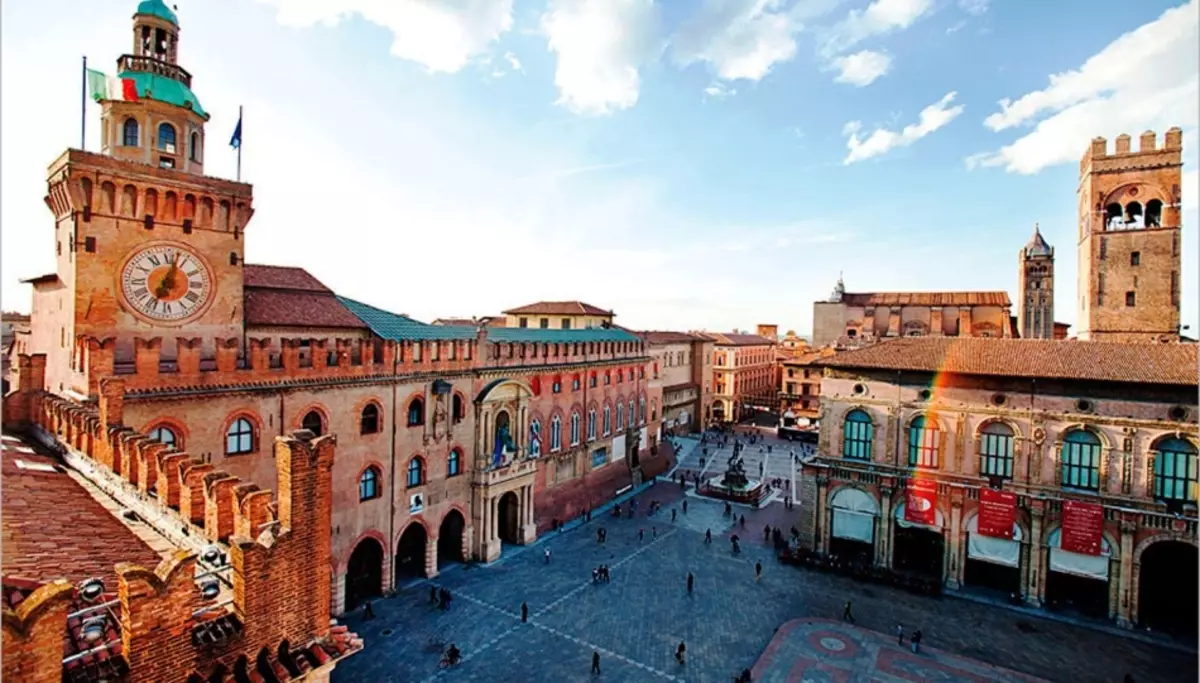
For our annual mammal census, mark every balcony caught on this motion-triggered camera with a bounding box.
[117,54,192,88]
[478,454,539,486]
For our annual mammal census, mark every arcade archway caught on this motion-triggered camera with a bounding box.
[438,509,466,565]
[344,538,383,612]
[1044,528,1112,619]
[1138,540,1198,635]
[892,502,945,580]
[395,523,428,581]
[498,492,520,544]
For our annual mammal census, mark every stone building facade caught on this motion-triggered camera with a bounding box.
[11,2,666,620]
[1077,130,1184,342]
[778,347,836,422]
[641,331,714,435]
[1017,225,1055,339]
[799,337,1198,632]
[502,301,615,330]
[812,277,1013,348]
[704,332,777,424]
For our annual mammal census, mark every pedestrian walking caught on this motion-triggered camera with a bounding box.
[675,641,687,665]
[763,524,771,542]
[682,500,688,514]
[687,572,694,594]
[755,561,763,581]
[842,600,854,623]
[639,528,645,541]
[911,629,922,654]
[545,548,552,564]
[363,601,375,620]
[522,601,529,623]
[705,529,713,543]
[592,650,601,674]
[739,515,746,529]
[653,526,658,538]
[672,508,677,522]
[896,623,904,645]
[430,585,439,605]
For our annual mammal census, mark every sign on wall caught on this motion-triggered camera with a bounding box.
[977,488,1017,539]
[410,493,424,514]
[1061,500,1104,556]
[904,479,938,526]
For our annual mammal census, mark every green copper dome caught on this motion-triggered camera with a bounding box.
[136,0,178,25]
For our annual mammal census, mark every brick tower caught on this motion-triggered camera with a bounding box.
[1076,128,1184,342]
[1017,224,1054,339]
[34,0,253,397]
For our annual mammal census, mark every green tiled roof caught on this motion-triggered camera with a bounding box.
[486,327,642,343]
[119,70,208,119]
[338,296,477,341]
[136,0,178,24]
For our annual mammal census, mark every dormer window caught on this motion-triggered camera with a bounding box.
[123,118,139,147]
[157,122,176,153]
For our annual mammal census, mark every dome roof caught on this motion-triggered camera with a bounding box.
[136,0,178,25]
[1024,224,1052,257]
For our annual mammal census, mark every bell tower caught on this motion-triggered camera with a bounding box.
[1017,224,1054,339]
[32,0,253,398]
[1077,128,1184,342]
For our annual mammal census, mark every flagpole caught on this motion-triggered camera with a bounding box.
[81,56,87,150]
[236,105,243,182]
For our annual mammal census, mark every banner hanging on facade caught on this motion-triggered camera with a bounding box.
[977,488,1017,539]
[904,479,938,526]
[1061,500,1104,556]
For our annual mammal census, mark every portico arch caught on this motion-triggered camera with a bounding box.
[1134,532,1199,634]
[827,486,879,565]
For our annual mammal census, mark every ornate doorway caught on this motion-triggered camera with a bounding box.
[498,491,520,544]
[438,509,466,565]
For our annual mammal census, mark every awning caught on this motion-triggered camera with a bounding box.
[1047,528,1112,580]
[966,514,1024,567]
[894,501,945,530]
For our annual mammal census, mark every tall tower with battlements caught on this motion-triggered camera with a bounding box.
[1077,128,1183,342]
[1018,224,1054,339]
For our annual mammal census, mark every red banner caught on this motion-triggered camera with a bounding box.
[977,488,1016,539]
[1061,500,1104,556]
[904,479,938,526]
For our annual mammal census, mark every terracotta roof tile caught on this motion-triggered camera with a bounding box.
[244,290,367,329]
[243,264,330,292]
[639,330,708,344]
[841,291,1012,307]
[502,301,613,316]
[819,337,1199,385]
[705,333,777,346]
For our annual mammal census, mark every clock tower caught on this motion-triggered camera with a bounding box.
[37,0,253,397]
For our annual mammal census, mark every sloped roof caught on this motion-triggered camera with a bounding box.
[1024,224,1053,257]
[819,337,1199,385]
[243,264,331,292]
[639,330,708,344]
[704,332,777,346]
[242,265,366,329]
[487,327,641,344]
[840,291,1012,307]
[502,301,613,316]
[338,297,478,341]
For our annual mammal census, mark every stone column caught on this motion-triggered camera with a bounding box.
[425,534,439,579]
[815,476,829,553]
[958,308,972,336]
[1116,516,1136,627]
[520,484,537,544]
[863,308,876,336]
[930,307,944,336]
[876,486,893,568]
[1026,500,1045,606]
[947,489,965,589]
[330,570,346,616]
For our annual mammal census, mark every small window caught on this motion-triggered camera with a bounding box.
[452,394,464,424]
[852,383,866,396]
[226,417,255,455]
[1126,291,1136,307]
[359,467,380,501]
[122,118,139,147]
[361,404,380,434]
[148,425,177,448]
[552,381,562,394]
[562,318,571,329]
[159,156,175,169]
[540,318,549,328]
[519,317,528,328]
[301,410,324,436]
[590,375,597,388]
[407,397,425,427]
[189,132,200,162]
[157,122,177,153]
[407,457,424,488]
[572,377,581,391]
[448,449,462,477]
[1130,251,1140,266]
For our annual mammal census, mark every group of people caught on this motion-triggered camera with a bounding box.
[430,586,453,611]
[841,601,925,654]
[592,565,612,583]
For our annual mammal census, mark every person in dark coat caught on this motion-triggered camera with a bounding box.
[592,651,601,674]
[687,572,694,594]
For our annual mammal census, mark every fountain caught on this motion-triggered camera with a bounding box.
[699,453,769,507]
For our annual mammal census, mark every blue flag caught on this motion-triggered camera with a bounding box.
[229,115,242,149]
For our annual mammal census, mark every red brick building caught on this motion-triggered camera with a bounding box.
[8,0,666,625]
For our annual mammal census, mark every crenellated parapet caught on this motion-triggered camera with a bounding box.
[5,371,362,682]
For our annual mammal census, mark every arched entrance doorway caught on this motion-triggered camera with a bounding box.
[1044,528,1112,619]
[828,487,878,566]
[438,509,466,566]
[498,492,520,544]
[892,503,945,580]
[395,523,428,582]
[962,515,1023,597]
[344,538,383,612]
[1138,540,1198,635]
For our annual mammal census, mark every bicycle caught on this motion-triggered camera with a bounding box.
[438,654,460,669]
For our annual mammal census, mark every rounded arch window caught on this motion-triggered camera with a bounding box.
[157,122,177,153]
[448,449,463,477]
[1061,429,1102,490]
[842,409,872,461]
[452,393,465,423]
[407,457,425,488]
[359,466,381,501]
[1153,437,1198,503]
[189,132,200,161]
[148,425,177,448]
[225,417,255,455]
[360,403,381,434]
[529,419,543,457]
[407,397,425,427]
[907,415,940,468]
[122,117,140,147]
[549,415,562,452]
[301,410,324,436]
[979,422,1015,479]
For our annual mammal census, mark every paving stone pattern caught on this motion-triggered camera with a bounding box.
[334,487,1196,683]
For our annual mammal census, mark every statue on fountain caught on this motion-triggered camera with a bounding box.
[721,456,750,489]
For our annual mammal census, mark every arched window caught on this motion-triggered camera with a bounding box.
[157,122,177,153]
[301,410,324,436]
[587,409,597,440]
[122,118,139,147]
[359,467,380,501]
[407,457,425,488]
[616,403,625,432]
[407,397,424,427]
[571,411,581,446]
[226,417,254,455]
[638,398,645,424]
[842,409,872,461]
[448,449,462,477]
[1061,429,1102,490]
[361,404,380,434]
[651,399,657,422]
[980,422,1015,479]
[550,415,562,452]
[1153,437,1198,502]
[452,394,464,423]
[148,425,177,448]
[602,405,611,436]
[189,132,200,161]
[529,419,542,457]
[907,415,940,468]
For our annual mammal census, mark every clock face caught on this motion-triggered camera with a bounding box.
[119,243,214,324]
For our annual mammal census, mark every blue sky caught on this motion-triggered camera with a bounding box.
[2,0,1196,335]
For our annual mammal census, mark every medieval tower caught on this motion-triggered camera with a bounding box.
[1017,224,1054,339]
[1076,128,1184,342]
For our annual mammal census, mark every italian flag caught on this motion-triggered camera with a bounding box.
[87,69,138,102]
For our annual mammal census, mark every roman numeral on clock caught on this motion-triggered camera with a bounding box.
[185,291,201,303]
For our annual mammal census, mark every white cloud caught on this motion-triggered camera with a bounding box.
[822,0,934,55]
[540,0,662,116]
[704,81,737,99]
[671,0,808,82]
[958,0,990,15]
[843,91,963,164]
[970,0,1198,174]
[504,51,523,72]
[257,0,514,73]
[831,49,891,86]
